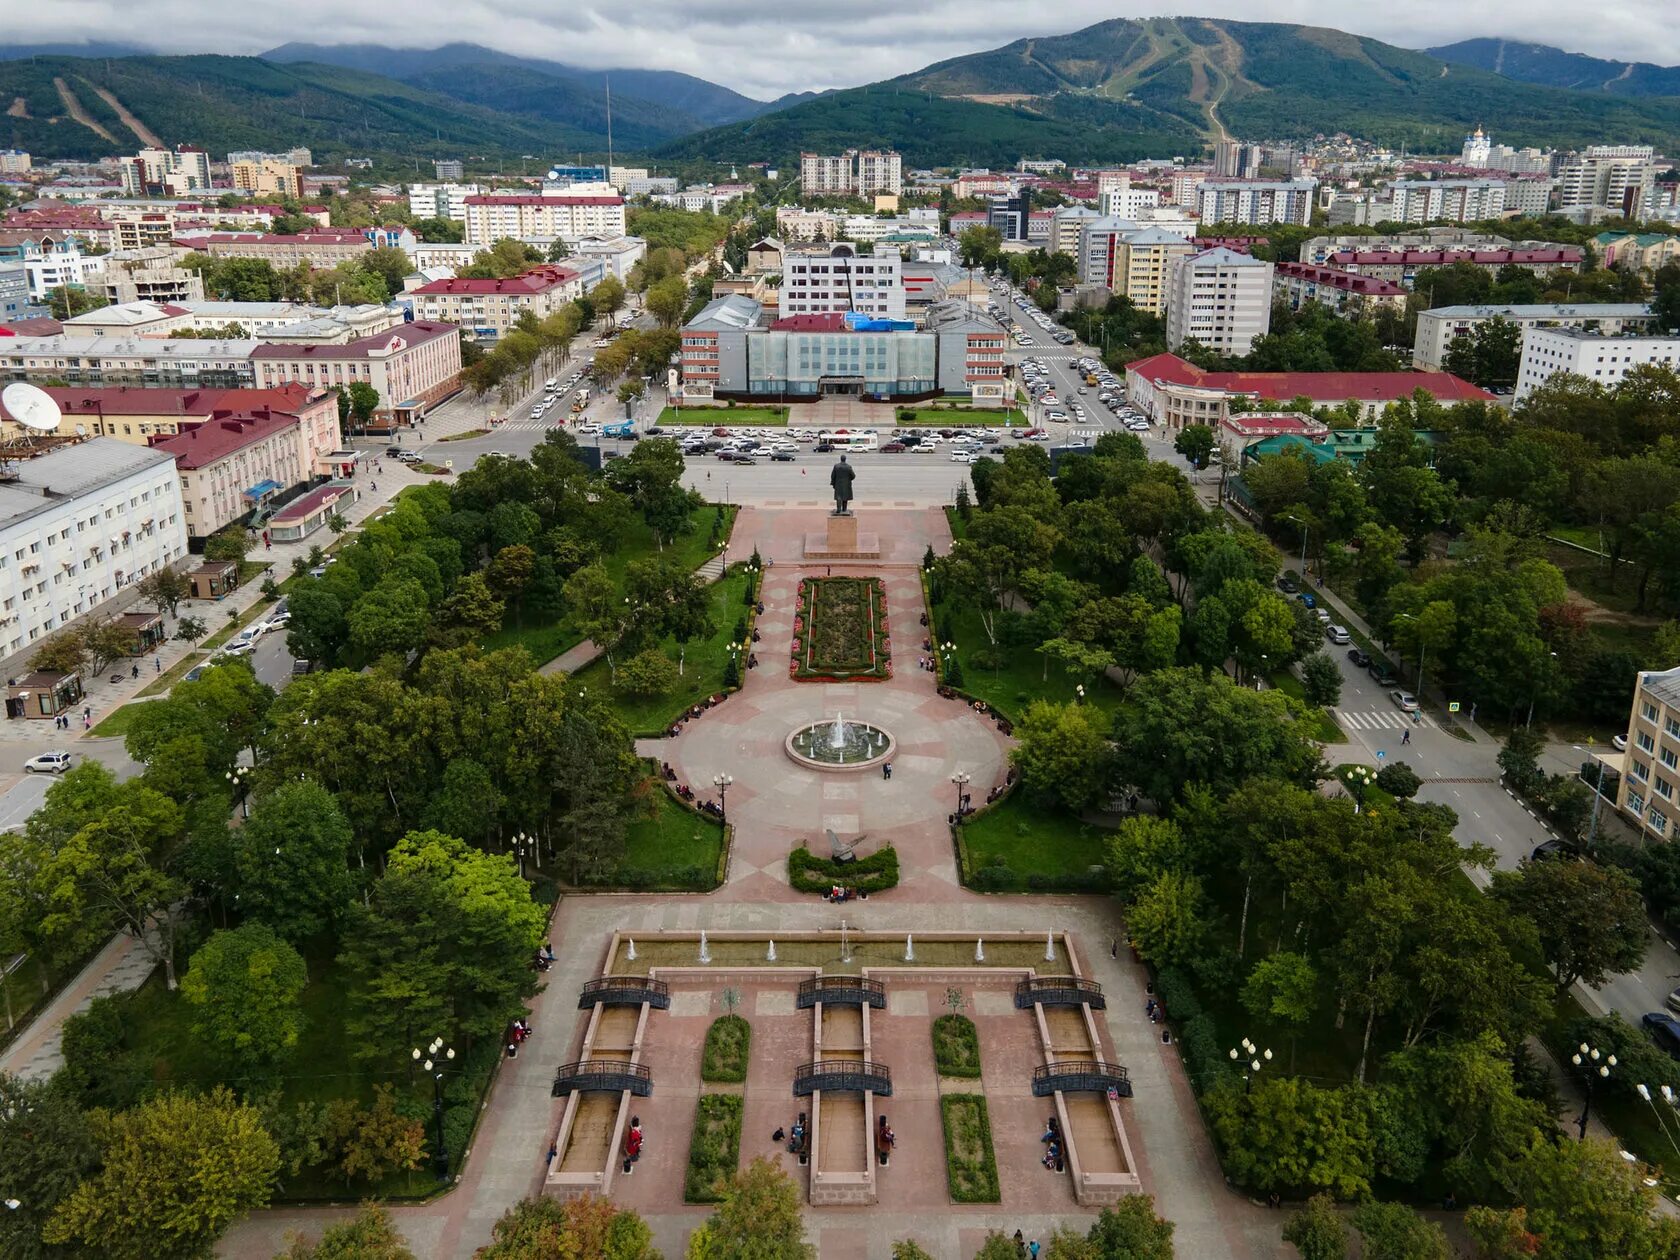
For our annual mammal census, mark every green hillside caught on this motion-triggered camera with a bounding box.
[0,55,603,162]
[1428,38,1680,98]
[663,17,1680,166]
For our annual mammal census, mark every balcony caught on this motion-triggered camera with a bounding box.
[551,1058,652,1098]
[793,1059,893,1097]
[577,975,671,1010]
[1015,976,1106,1011]
[796,975,886,1010]
[1032,1060,1132,1098]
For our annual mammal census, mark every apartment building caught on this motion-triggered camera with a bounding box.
[1326,247,1583,288]
[1382,179,1519,223]
[86,247,206,306]
[1078,219,1195,315]
[1620,667,1680,843]
[118,146,212,196]
[152,406,318,539]
[1272,262,1407,319]
[461,194,626,246]
[1050,207,1100,259]
[0,150,30,175]
[251,321,462,426]
[572,235,647,281]
[15,239,103,301]
[1414,303,1656,371]
[407,183,480,221]
[1514,326,1680,400]
[0,335,258,388]
[231,157,305,199]
[775,208,843,242]
[1596,232,1680,274]
[1165,247,1274,356]
[408,266,584,340]
[195,230,376,268]
[1557,145,1662,217]
[799,150,902,196]
[0,383,334,449]
[0,266,28,321]
[0,439,187,671]
[1098,178,1161,220]
[1196,180,1316,226]
[1297,230,1514,266]
[435,160,465,180]
[781,245,906,322]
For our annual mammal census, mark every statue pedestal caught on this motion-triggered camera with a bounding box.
[803,512,880,561]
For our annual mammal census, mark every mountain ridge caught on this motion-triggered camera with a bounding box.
[1426,38,1680,99]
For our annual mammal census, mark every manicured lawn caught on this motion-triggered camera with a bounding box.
[701,1014,750,1083]
[1548,523,1605,553]
[438,428,491,442]
[940,1094,1000,1202]
[89,698,165,739]
[957,793,1111,891]
[932,1014,982,1078]
[933,597,1125,722]
[660,406,787,427]
[895,407,1026,426]
[684,1094,744,1203]
[571,566,754,735]
[614,787,726,890]
[137,650,208,697]
[1269,670,1347,745]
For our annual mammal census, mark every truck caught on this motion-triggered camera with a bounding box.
[571,388,591,414]
[601,420,637,439]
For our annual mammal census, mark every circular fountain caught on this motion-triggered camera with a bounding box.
[785,712,896,773]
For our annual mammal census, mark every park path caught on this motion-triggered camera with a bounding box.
[0,927,160,1081]
[535,546,730,677]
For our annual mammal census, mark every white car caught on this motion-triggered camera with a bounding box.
[950,451,978,464]
[24,750,72,774]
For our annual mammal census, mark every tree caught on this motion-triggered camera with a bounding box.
[1494,859,1648,997]
[1106,814,1192,901]
[1299,652,1342,708]
[1085,1196,1176,1260]
[1498,726,1546,794]
[1374,762,1422,800]
[1128,869,1208,967]
[203,526,251,565]
[0,1072,101,1260]
[286,586,347,665]
[1174,423,1216,470]
[477,1196,658,1259]
[181,923,308,1069]
[1282,1194,1348,1260]
[1009,701,1110,813]
[958,225,1003,269]
[175,615,207,642]
[564,563,629,681]
[277,1203,416,1260]
[617,648,678,697]
[1351,1201,1450,1260]
[1241,951,1318,1066]
[347,576,431,658]
[77,617,134,677]
[135,564,188,617]
[891,1244,936,1260]
[590,275,627,327]
[645,274,689,328]
[44,1087,280,1260]
[685,1157,813,1260]
[338,830,545,1060]
[347,381,380,431]
[434,572,506,644]
[230,781,355,945]
[28,630,87,676]
[329,1084,425,1185]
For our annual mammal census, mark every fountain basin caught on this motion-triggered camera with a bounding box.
[785,718,896,772]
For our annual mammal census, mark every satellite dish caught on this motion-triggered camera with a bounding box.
[3,383,61,434]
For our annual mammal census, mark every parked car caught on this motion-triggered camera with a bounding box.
[291,660,314,677]
[23,750,72,774]
[770,450,795,462]
[1296,591,1316,609]
[1347,648,1371,668]
[880,442,907,453]
[1277,577,1298,594]
[1644,1012,1680,1059]
[1368,665,1400,688]
[1326,624,1350,645]
[950,451,978,464]
[1613,734,1628,752]
[1390,689,1419,712]
[1666,986,1680,1015]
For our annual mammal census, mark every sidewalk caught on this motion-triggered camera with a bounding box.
[0,926,160,1080]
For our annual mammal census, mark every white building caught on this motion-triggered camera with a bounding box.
[0,334,258,387]
[1515,326,1680,400]
[1166,247,1274,357]
[1051,206,1101,259]
[1382,180,1518,223]
[781,245,906,321]
[1414,303,1657,371]
[0,439,188,662]
[1096,175,1161,220]
[775,207,843,242]
[118,146,212,196]
[23,247,103,301]
[407,183,480,221]
[462,193,627,246]
[1619,666,1680,844]
[840,215,937,244]
[0,150,30,175]
[799,150,902,196]
[1557,145,1663,218]
[1196,179,1316,226]
[572,235,647,282]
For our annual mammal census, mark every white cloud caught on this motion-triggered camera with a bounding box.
[13,1,1680,100]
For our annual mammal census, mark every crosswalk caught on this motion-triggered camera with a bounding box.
[1336,708,1436,732]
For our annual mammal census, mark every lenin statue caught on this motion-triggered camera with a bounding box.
[830,455,855,516]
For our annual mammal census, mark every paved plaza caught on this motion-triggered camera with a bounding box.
[216,502,1287,1260]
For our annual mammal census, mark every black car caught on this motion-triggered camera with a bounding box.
[645,426,665,436]
[1530,839,1572,862]
[1645,1012,1680,1059]
[1347,648,1371,668]
[1368,665,1400,688]
[732,453,757,465]
[1277,577,1299,594]
[816,441,835,452]
[771,450,795,462]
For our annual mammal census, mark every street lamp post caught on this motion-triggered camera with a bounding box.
[225,766,251,820]
[511,832,536,878]
[1573,1042,1615,1140]
[411,1037,456,1178]
[1344,765,1373,812]
[1228,1037,1272,1095]
[951,770,971,818]
[1074,684,1086,705]
[713,772,733,821]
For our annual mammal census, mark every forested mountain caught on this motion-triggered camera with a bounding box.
[1428,38,1680,98]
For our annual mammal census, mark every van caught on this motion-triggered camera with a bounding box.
[544,378,557,391]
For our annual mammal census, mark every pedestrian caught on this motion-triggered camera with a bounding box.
[623,1116,643,1174]
[506,1040,517,1059]
[1029,1241,1041,1259]
[1401,728,1411,745]
[546,1141,557,1168]
[544,941,556,964]
[155,657,161,674]
[1014,1230,1027,1257]
[131,663,139,679]
[1110,937,1118,959]
[83,715,90,731]
[876,1114,895,1166]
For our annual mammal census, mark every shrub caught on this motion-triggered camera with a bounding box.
[932,1014,982,1078]
[1178,1014,1225,1089]
[940,1094,1000,1202]
[787,844,900,895]
[702,1014,751,1083]
[684,1094,743,1204]
[1152,966,1203,1024]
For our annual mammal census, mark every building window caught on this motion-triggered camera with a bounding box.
[1652,808,1670,836]
[1638,731,1656,752]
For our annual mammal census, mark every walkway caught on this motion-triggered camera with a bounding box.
[0,927,160,1081]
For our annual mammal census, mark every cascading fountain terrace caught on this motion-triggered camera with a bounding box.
[785,711,896,772]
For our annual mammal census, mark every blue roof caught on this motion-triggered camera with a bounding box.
[242,479,282,499]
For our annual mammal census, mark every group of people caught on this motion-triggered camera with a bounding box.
[666,692,732,738]
[1012,1231,1043,1258]
[505,1018,533,1057]
[825,884,864,903]
[530,942,557,972]
[52,707,91,731]
[1040,1114,1067,1173]
[773,1113,809,1164]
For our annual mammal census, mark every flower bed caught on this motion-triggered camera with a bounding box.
[790,576,892,682]
[684,1094,744,1203]
[787,844,900,895]
[940,1094,1000,1202]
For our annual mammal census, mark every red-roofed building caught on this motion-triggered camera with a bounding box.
[1124,352,1493,429]
[251,322,462,429]
[150,408,309,540]
[266,479,359,543]
[462,194,626,246]
[1273,261,1407,318]
[1219,411,1332,444]
[192,226,416,268]
[409,265,584,340]
[0,383,336,451]
[1326,247,1583,287]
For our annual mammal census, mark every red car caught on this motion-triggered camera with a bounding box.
[881,442,907,453]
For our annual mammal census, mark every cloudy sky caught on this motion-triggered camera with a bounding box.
[22,1,1680,99]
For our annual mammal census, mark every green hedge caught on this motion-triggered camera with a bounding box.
[932,1014,982,1078]
[787,844,900,895]
[701,1014,751,1084]
[684,1094,744,1204]
[940,1094,1000,1202]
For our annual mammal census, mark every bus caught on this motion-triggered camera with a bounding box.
[833,432,877,452]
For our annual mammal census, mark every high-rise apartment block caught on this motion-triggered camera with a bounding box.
[230,157,304,200]
[1557,145,1662,218]
[1166,247,1274,357]
[118,146,212,196]
[781,245,905,321]
[435,159,465,180]
[800,150,903,197]
[407,183,481,221]
[1196,180,1316,226]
